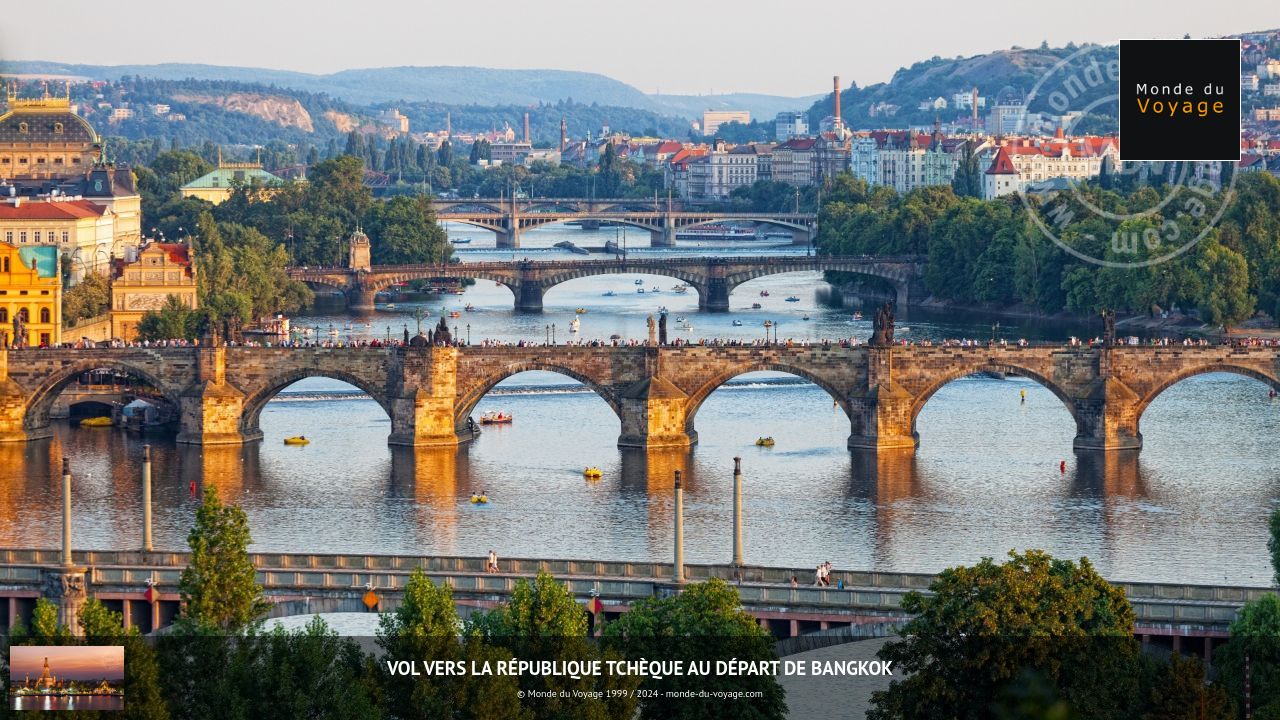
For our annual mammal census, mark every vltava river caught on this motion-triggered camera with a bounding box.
[0,226,1276,586]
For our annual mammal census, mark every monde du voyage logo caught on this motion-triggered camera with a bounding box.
[1022,39,1240,269]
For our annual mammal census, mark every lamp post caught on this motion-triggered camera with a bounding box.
[732,457,744,567]
[466,324,471,345]
[552,324,557,345]
[673,470,684,584]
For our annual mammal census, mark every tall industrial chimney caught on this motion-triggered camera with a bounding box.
[833,75,842,129]
[972,87,979,130]
[523,113,530,144]
[559,117,567,152]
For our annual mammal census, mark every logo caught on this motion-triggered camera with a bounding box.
[1017,42,1238,269]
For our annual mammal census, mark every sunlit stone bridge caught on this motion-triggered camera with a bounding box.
[0,548,1257,653]
[429,196,817,249]
[1,344,1276,453]
[287,255,922,311]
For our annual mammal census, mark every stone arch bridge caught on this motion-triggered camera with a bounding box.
[431,197,816,249]
[1,344,1275,453]
[289,255,922,312]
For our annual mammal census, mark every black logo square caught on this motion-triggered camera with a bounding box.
[1120,39,1240,162]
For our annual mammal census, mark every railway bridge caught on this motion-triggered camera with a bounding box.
[1,344,1276,453]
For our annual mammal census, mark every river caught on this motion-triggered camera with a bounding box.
[0,225,1276,586]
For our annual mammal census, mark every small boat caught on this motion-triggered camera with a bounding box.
[898,326,910,332]
[450,237,472,244]
[79,416,113,428]
[583,467,603,479]
[732,320,743,326]
[675,316,686,322]
[682,323,694,331]
[637,288,646,294]
[634,279,644,285]
[283,436,310,445]
[449,311,461,318]
[570,317,581,333]
[658,306,668,315]
[602,291,616,297]
[755,437,775,447]
[785,296,800,302]
[385,303,397,310]
[763,320,774,328]
[852,312,863,321]
[470,494,489,504]
[575,308,588,314]
[802,315,811,321]
[673,286,688,294]
[760,291,770,297]
[480,411,513,424]
[464,304,475,311]
[751,303,762,309]
[650,287,660,293]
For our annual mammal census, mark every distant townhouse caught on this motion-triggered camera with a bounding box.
[1243,74,1261,92]
[701,110,750,136]
[771,137,817,187]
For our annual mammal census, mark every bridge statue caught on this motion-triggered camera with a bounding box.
[647,315,657,346]
[11,312,26,349]
[870,303,895,346]
[1102,309,1116,347]
[658,314,668,346]
[434,317,453,346]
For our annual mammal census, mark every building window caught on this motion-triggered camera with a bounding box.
[61,231,68,244]
[0,309,6,322]
[17,122,27,134]
[53,122,64,134]
[33,232,40,243]
[39,308,50,323]
[40,333,49,346]
[4,231,10,243]
[19,232,27,243]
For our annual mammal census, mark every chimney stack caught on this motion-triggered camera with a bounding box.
[559,117,567,153]
[833,75,842,128]
[523,113,530,144]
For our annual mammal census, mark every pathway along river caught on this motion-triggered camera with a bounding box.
[1,227,1278,586]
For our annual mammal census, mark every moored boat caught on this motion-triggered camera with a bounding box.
[480,411,513,424]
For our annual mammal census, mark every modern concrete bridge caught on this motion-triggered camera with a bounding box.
[287,255,920,311]
[1,344,1276,452]
[429,196,817,248]
[0,548,1255,652]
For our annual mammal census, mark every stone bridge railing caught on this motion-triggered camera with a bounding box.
[0,345,1276,453]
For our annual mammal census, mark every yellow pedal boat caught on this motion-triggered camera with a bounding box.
[283,436,310,445]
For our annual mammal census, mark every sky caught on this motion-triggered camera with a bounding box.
[0,1,1276,96]
[10,646,125,683]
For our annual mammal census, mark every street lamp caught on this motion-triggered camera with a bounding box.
[466,323,471,345]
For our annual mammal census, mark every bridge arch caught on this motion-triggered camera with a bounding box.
[682,363,852,434]
[239,369,394,441]
[453,363,622,432]
[1135,364,1280,422]
[23,359,182,432]
[908,363,1080,436]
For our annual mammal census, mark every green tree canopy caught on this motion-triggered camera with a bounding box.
[177,486,270,632]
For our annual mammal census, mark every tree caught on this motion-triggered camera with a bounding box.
[604,578,787,720]
[136,295,202,341]
[951,142,983,198]
[1270,508,1280,587]
[467,571,638,720]
[1216,593,1280,716]
[1195,237,1255,329]
[176,486,270,632]
[62,271,110,326]
[362,195,451,265]
[868,550,1141,720]
[80,598,171,720]
[1141,653,1231,720]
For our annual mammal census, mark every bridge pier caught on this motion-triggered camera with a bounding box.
[0,349,29,442]
[791,228,814,246]
[1071,377,1143,452]
[346,287,378,311]
[846,380,918,452]
[496,226,521,249]
[514,283,545,313]
[618,377,697,449]
[176,346,249,446]
[651,225,677,248]
[699,277,731,312]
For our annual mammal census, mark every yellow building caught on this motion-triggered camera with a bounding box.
[109,242,197,341]
[0,87,142,260]
[0,241,61,347]
[180,155,286,205]
[0,86,102,179]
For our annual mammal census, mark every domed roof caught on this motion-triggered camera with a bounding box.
[0,99,99,145]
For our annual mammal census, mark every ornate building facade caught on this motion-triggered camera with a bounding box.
[0,241,61,347]
[109,242,197,341]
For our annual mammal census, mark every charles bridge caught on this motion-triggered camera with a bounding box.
[287,255,921,312]
[428,196,817,249]
[1,343,1277,453]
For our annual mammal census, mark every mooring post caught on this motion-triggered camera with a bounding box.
[142,445,153,552]
[732,457,744,567]
[62,458,72,566]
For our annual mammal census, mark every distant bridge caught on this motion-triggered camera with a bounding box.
[288,255,922,311]
[431,197,817,248]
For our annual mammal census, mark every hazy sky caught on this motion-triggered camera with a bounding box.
[1,1,1276,96]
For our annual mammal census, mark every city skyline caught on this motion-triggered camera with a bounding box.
[0,0,1275,97]
[9,646,125,683]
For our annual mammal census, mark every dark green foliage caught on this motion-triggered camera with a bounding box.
[176,486,270,632]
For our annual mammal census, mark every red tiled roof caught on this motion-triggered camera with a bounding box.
[985,146,1018,175]
[0,198,105,220]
